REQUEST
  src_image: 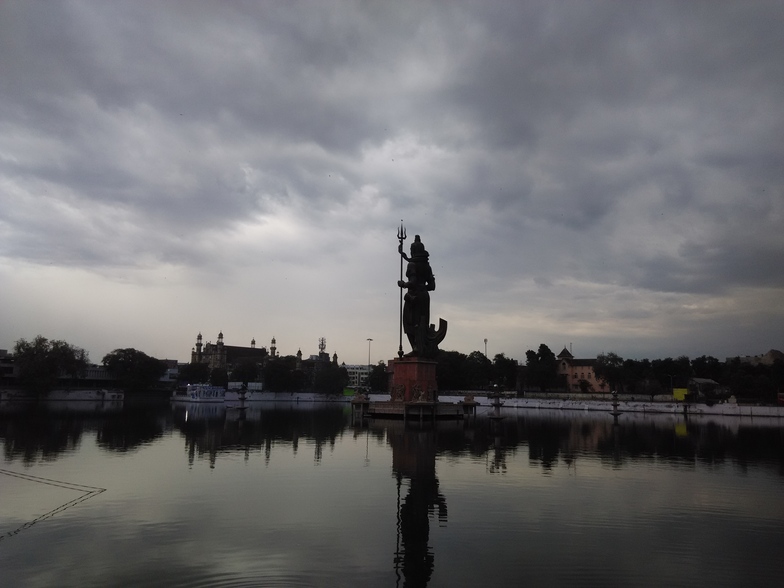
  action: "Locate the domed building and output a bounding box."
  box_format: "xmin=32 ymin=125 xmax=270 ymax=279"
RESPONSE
xmin=190 ymin=331 xmax=271 ymax=371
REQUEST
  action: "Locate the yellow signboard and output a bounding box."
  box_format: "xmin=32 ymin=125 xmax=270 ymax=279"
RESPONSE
xmin=672 ymin=387 xmax=688 ymax=401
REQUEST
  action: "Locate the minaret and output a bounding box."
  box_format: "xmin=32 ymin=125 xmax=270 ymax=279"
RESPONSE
xmin=196 ymin=332 xmax=203 ymax=362
xmin=270 ymin=336 xmax=277 ymax=358
xmin=251 ymin=337 xmax=256 ymax=349
xmin=212 ymin=331 xmax=224 ymax=369
xmin=296 ymin=348 xmax=302 ymax=370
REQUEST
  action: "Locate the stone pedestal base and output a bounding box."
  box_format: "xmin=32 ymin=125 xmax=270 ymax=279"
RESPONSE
xmin=388 ymin=357 xmax=438 ymax=403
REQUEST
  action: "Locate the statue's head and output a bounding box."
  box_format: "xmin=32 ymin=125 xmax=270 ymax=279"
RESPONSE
xmin=410 ymin=235 xmax=428 ymax=259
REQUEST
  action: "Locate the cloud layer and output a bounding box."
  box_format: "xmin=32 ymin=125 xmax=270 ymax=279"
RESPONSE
xmin=1 ymin=1 xmax=782 ymax=363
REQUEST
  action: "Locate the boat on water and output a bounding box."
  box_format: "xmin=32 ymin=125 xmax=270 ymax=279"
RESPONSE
xmin=171 ymin=384 xmax=226 ymax=403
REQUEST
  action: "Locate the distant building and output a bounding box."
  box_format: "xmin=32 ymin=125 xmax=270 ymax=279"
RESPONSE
xmin=688 ymin=377 xmax=722 ymax=397
xmin=160 ymin=359 xmax=179 ymax=385
xmin=187 ymin=333 xmax=344 ymax=391
xmin=728 ymin=349 xmax=783 ymax=366
xmin=0 ymin=350 xmax=15 ymax=387
xmin=190 ymin=332 xmax=269 ymax=371
xmin=302 ymin=337 xmax=334 ymax=365
xmin=556 ymin=347 xmax=608 ymax=392
xmin=343 ymin=364 xmax=370 ymax=388
xmin=301 ymin=338 xmax=339 ymax=372
xmin=293 ymin=339 xmax=344 ymax=391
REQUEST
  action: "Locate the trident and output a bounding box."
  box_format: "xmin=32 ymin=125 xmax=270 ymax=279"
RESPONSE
xmin=397 ymin=220 xmax=406 ymax=358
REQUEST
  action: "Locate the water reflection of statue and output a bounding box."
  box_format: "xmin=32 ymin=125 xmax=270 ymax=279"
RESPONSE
xmin=387 ymin=425 xmax=447 ymax=587
xmin=398 ymin=235 xmax=447 ymax=358
xmin=398 ymin=475 xmax=446 ymax=586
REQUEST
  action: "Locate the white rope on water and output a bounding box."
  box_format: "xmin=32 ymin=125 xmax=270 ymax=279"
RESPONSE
xmin=0 ymin=468 xmax=106 ymax=542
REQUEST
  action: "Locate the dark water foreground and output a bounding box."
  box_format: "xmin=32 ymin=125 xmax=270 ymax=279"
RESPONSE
xmin=1 ymin=401 xmax=783 ymax=587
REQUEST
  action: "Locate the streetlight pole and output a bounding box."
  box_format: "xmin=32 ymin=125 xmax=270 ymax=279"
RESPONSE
xmin=367 ymin=338 xmax=373 ymax=390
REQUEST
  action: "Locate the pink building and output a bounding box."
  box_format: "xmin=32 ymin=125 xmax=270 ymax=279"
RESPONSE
xmin=556 ymin=347 xmax=608 ymax=393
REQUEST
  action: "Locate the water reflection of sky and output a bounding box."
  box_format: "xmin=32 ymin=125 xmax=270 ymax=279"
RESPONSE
xmin=1 ymin=404 xmax=783 ymax=587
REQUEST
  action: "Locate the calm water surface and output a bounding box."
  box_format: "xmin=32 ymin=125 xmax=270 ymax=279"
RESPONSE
xmin=1 ymin=401 xmax=783 ymax=587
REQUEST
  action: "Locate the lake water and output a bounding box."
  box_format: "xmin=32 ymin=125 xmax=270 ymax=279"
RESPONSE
xmin=1 ymin=401 xmax=783 ymax=587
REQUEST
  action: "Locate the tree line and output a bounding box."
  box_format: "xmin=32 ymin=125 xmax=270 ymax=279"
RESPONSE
xmin=11 ymin=336 xmax=350 ymax=395
xmin=178 ymin=355 xmax=349 ymax=395
xmin=592 ymin=352 xmax=784 ymax=402
xmin=10 ymin=335 xmax=783 ymax=402
xmin=369 ymin=344 xmax=784 ymax=403
xmin=11 ymin=336 xmax=169 ymax=394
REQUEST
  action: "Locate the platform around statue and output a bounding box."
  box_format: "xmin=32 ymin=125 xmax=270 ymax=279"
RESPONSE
xmin=388 ymin=356 xmax=438 ymax=402
xmin=351 ymin=399 xmax=477 ymax=422
xmin=349 ymin=356 xmax=478 ymax=422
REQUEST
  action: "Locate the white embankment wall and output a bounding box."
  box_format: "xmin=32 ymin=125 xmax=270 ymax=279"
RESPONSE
xmin=233 ymin=391 xmax=784 ymax=418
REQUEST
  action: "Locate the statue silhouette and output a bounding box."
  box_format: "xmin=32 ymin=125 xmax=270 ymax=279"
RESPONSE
xmin=398 ymin=235 xmax=447 ymax=358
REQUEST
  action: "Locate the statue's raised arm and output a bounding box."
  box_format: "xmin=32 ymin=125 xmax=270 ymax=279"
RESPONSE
xmin=398 ymin=241 xmax=411 ymax=262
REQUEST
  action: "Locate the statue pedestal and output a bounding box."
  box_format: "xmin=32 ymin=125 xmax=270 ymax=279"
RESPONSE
xmin=388 ymin=357 xmax=438 ymax=403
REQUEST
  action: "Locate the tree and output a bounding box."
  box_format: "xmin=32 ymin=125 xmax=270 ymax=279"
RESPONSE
xmin=368 ymin=362 xmax=388 ymax=392
xmin=691 ymin=355 xmax=723 ymax=381
xmin=263 ymin=356 xmax=298 ymax=392
xmin=102 ymin=348 xmax=167 ymax=392
xmin=651 ymin=356 xmax=692 ymax=391
xmin=492 ymin=353 xmax=519 ymax=390
xmin=594 ymin=352 xmax=624 ymax=393
xmin=525 ymin=344 xmax=559 ymax=392
xmin=436 ymin=350 xmax=469 ymax=390
xmin=771 ymin=359 xmax=784 ymax=396
xmin=231 ymin=360 xmax=259 ymax=385
xmin=538 ymin=344 xmax=558 ymax=389
xmin=724 ymin=359 xmax=778 ymax=403
xmin=466 ymin=351 xmax=492 ymax=389
xmin=14 ymin=336 xmax=89 ymax=393
xmin=209 ymin=368 xmax=229 ymax=388
xmin=618 ymin=358 xmax=663 ymax=399
xmin=178 ymin=362 xmax=211 ymax=384
xmin=289 ymin=368 xmax=308 ymax=392
xmin=314 ymin=364 xmax=349 ymax=395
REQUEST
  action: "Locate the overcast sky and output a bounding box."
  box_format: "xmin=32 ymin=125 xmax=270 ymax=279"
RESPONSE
xmin=1 ymin=1 xmax=782 ymax=366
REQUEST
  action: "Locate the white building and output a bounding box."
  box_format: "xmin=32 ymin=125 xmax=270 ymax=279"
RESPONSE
xmin=342 ymin=364 xmax=371 ymax=389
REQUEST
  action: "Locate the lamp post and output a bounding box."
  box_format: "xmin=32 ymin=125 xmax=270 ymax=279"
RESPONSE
xmin=367 ymin=338 xmax=373 ymax=390
xmin=484 ymin=338 xmax=488 ymax=357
